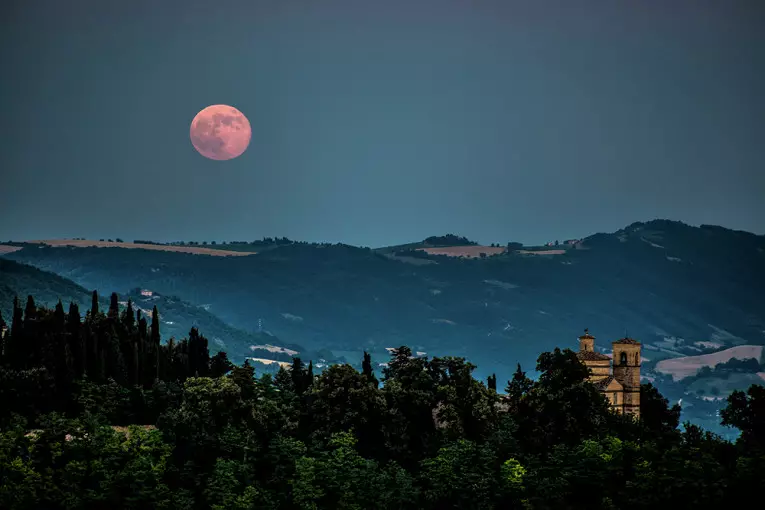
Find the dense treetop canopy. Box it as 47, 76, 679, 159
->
1, 293, 764, 509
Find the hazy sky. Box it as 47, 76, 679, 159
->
1, 0, 763, 247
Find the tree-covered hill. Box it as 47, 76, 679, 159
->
0, 259, 302, 363
1, 297, 764, 509
3, 220, 764, 435
0, 258, 94, 320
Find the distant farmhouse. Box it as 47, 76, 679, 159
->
576, 329, 642, 417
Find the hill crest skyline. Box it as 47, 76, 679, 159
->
5, 218, 764, 250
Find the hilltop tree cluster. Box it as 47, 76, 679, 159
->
1, 296, 764, 509
424, 234, 477, 246
0, 292, 232, 425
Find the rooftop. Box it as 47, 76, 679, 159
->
593, 375, 622, 390
577, 350, 611, 362
613, 337, 641, 345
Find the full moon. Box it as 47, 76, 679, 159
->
190, 104, 252, 161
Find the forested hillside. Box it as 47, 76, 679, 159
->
1, 296, 765, 509
5, 220, 764, 437
6, 221, 763, 378
0, 259, 303, 363
0, 258, 93, 320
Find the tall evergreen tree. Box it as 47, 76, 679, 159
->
291, 357, 306, 394
23, 296, 40, 368
487, 373, 497, 392
10, 296, 21, 335
504, 363, 535, 414
24, 295, 37, 321
150, 306, 160, 346
305, 360, 314, 389
90, 290, 99, 317
7, 296, 25, 369
51, 300, 73, 394
188, 327, 210, 377
230, 359, 256, 400
108, 292, 120, 318
362, 351, 379, 388
67, 302, 84, 377
0, 309, 5, 364
505, 363, 534, 398
123, 299, 136, 330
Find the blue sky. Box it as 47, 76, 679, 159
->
1, 0, 763, 247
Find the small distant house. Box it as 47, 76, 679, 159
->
140, 289, 153, 297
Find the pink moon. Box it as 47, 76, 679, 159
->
190, 104, 252, 161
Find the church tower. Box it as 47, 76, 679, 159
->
579, 328, 595, 352
576, 329, 611, 381
611, 337, 641, 417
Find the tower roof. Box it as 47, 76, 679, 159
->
613, 337, 641, 345
578, 328, 595, 340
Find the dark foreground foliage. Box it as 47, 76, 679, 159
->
1, 295, 764, 509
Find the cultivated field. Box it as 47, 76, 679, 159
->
655, 345, 764, 381
13, 240, 255, 257
0, 245, 22, 254
418, 246, 506, 258
251, 344, 299, 356
248, 358, 292, 368
517, 249, 567, 256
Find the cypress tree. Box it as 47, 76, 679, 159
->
0, 309, 5, 364
119, 299, 138, 384
67, 302, 84, 377
23, 296, 39, 368
108, 292, 119, 318
11, 296, 21, 334
291, 357, 306, 394
123, 299, 135, 330
52, 300, 72, 391
362, 351, 379, 388
54, 300, 66, 327
188, 327, 201, 376
24, 295, 37, 321
91, 290, 99, 317
305, 360, 314, 390
150, 306, 161, 379
197, 331, 210, 377
6, 297, 25, 369
150, 306, 160, 346
505, 363, 534, 411
137, 312, 153, 386
487, 373, 497, 392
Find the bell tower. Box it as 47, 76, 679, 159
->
612, 337, 641, 417
576, 329, 611, 381
579, 328, 595, 352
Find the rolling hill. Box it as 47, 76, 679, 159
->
0, 258, 303, 362
3, 219, 764, 436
